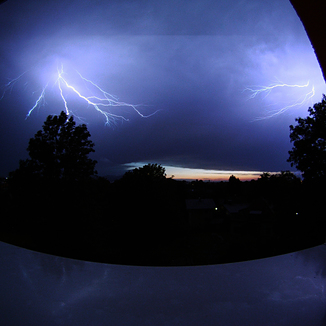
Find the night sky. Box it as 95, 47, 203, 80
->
1, 0, 325, 180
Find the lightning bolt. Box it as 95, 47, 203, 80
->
244, 81, 316, 121
25, 84, 48, 119
0, 70, 28, 100
244, 81, 310, 100
1, 64, 158, 126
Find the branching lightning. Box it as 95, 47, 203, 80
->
0, 71, 28, 100
26, 84, 48, 118
244, 80, 316, 121
1, 64, 158, 126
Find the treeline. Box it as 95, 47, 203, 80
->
1, 165, 186, 265
1, 166, 324, 266
1, 101, 326, 266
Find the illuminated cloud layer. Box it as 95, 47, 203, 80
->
125, 162, 266, 181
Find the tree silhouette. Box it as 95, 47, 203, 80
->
258, 171, 300, 184
10, 111, 97, 184
122, 163, 166, 183
229, 175, 240, 183
287, 95, 326, 182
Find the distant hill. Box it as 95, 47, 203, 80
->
102, 174, 123, 182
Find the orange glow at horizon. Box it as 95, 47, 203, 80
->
165, 166, 264, 181
125, 162, 284, 182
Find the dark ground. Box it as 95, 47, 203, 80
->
0, 175, 324, 266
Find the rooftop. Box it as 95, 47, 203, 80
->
185, 198, 216, 210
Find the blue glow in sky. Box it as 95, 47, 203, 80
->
0, 0, 325, 178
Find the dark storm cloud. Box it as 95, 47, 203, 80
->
0, 0, 301, 37
0, 0, 325, 177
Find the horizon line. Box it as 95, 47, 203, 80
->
122, 162, 300, 182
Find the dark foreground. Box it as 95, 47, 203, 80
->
1, 176, 324, 266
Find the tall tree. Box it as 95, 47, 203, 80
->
11, 111, 97, 183
287, 95, 326, 182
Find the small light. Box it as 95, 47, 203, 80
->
215, 207, 218, 211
